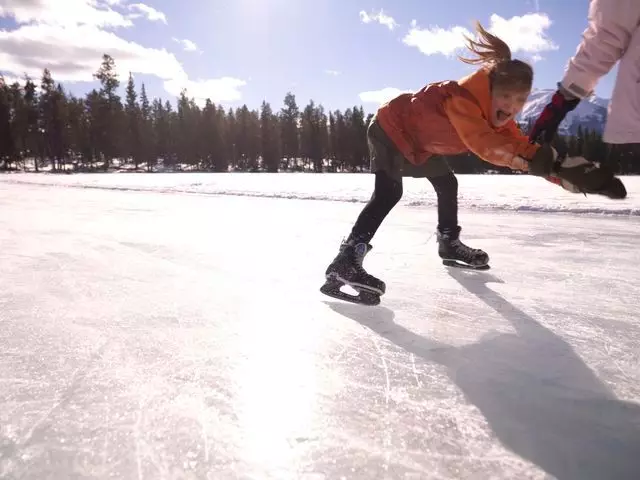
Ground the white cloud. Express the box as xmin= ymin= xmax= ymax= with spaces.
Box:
xmin=325 ymin=69 xmax=340 ymax=76
xmin=402 ymin=13 xmax=557 ymax=58
xmin=487 ymin=13 xmax=556 ymax=55
xmin=359 ymin=87 xmax=410 ymax=105
xmin=359 ymin=9 xmax=398 ymax=31
xmin=0 ymin=23 xmax=183 ymax=82
xmin=128 ymin=3 xmax=167 ymax=24
xmin=173 ymin=37 xmax=199 ymax=52
xmin=164 ymin=77 xmax=247 ymax=104
xmin=403 ymin=21 xmax=470 ymax=56
xmin=0 ymin=0 xmax=132 ymax=27
xmin=0 ymin=73 xmax=24 ymax=86
xmin=0 ymin=0 xmax=246 ymax=105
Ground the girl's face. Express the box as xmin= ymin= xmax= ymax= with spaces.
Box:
xmin=490 ymin=87 xmax=530 ymax=127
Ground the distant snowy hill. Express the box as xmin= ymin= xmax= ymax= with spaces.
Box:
xmin=517 ymin=89 xmax=609 ymax=135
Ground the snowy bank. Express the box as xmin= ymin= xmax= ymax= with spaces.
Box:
xmin=2 ymin=172 xmax=639 ymax=217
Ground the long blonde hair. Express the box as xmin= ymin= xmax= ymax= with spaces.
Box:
xmin=458 ymin=21 xmax=533 ymax=92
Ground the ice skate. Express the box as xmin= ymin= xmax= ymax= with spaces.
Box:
xmin=320 ymin=239 xmax=386 ymax=305
xmin=591 ymin=174 xmax=627 ymax=199
xmin=437 ymin=226 xmax=490 ymax=270
xmin=551 ymin=155 xmax=627 ymax=199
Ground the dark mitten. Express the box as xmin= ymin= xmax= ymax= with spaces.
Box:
xmin=528 ymin=89 xmax=581 ymax=144
xmin=528 ymin=142 xmax=559 ymax=177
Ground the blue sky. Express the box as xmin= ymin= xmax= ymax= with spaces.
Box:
xmin=0 ymin=0 xmax=618 ymax=114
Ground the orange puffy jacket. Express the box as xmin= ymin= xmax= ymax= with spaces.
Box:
xmin=375 ymin=67 xmax=540 ymax=170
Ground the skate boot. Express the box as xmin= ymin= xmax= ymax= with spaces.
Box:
xmin=437 ymin=226 xmax=490 ymax=270
xmin=320 ymin=239 xmax=385 ymax=305
xmin=593 ymin=175 xmax=627 ymax=199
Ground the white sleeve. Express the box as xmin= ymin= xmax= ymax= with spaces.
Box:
xmin=560 ymin=0 xmax=640 ymax=98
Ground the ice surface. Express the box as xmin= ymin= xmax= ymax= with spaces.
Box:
xmin=1 ymin=174 xmax=639 ymax=479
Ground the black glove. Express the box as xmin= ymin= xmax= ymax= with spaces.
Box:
xmin=528 ymin=142 xmax=560 ymax=177
xmin=528 ymin=89 xmax=580 ymax=144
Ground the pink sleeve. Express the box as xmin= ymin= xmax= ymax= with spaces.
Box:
xmin=560 ymin=0 xmax=640 ymax=98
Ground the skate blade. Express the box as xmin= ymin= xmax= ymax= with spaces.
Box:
xmin=442 ymin=259 xmax=490 ymax=271
xmin=320 ymin=280 xmax=381 ymax=306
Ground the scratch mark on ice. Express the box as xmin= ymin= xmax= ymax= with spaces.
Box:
xmin=604 ymin=341 xmax=637 ymax=384
xmin=411 ymin=354 xmax=422 ymax=388
xmin=373 ymin=338 xmax=391 ymax=406
xmin=134 ymin=398 xmax=144 ymax=480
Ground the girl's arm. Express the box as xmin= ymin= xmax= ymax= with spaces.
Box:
xmin=442 ymin=94 xmax=539 ymax=170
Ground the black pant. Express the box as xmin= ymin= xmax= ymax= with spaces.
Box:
xmin=347 ymin=170 xmax=459 ymax=245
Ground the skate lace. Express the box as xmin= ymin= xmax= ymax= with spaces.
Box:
xmin=353 ymin=256 xmax=368 ymax=275
xmin=451 ymin=239 xmax=485 ymax=262
xmin=352 ymin=249 xmax=377 ymax=281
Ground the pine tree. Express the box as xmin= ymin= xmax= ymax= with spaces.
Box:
xmin=125 ymin=73 xmax=142 ymax=169
xmin=235 ymin=105 xmax=261 ymax=171
xmin=39 ymin=69 xmax=67 ymax=170
xmin=139 ymin=83 xmax=154 ymax=171
xmin=350 ymin=106 xmax=368 ymax=170
xmin=327 ymin=111 xmax=337 ymax=171
xmin=176 ymin=89 xmax=196 ymax=168
xmin=300 ymin=100 xmax=328 ymax=172
xmin=226 ymin=108 xmax=237 ymax=170
xmin=85 ymin=89 xmax=103 ymax=168
xmin=280 ymin=92 xmax=299 ymax=170
xmin=200 ymin=99 xmax=217 ymax=170
xmin=260 ymin=101 xmax=280 ymax=172
xmin=23 ymin=77 xmax=39 ymax=170
xmin=66 ymin=95 xmax=91 ymax=169
xmin=0 ymin=78 xmax=14 ymax=169
xmin=8 ymin=81 xmax=27 ymax=168
xmin=93 ymin=54 xmax=122 ymax=169
xmin=333 ymin=110 xmax=348 ymax=171
xmin=154 ymin=99 xmax=174 ymax=168
xmin=214 ymin=104 xmax=229 ymax=172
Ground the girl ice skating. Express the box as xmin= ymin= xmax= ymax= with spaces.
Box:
xmin=321 ymin=21 xmax=625 ymax=306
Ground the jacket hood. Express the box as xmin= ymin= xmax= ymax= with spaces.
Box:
xmin=456 ymin=67 xmax=492 ymax=121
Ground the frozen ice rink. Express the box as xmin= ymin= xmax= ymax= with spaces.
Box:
xmin=1 ymin=173 xmax=639 ymax=479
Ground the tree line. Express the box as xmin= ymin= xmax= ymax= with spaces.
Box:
xmin=0 ymin=54 xmax=637 ymax=174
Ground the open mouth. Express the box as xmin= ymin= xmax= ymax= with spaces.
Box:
xmin=496 ymin=110 xmax=510 ymax=121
